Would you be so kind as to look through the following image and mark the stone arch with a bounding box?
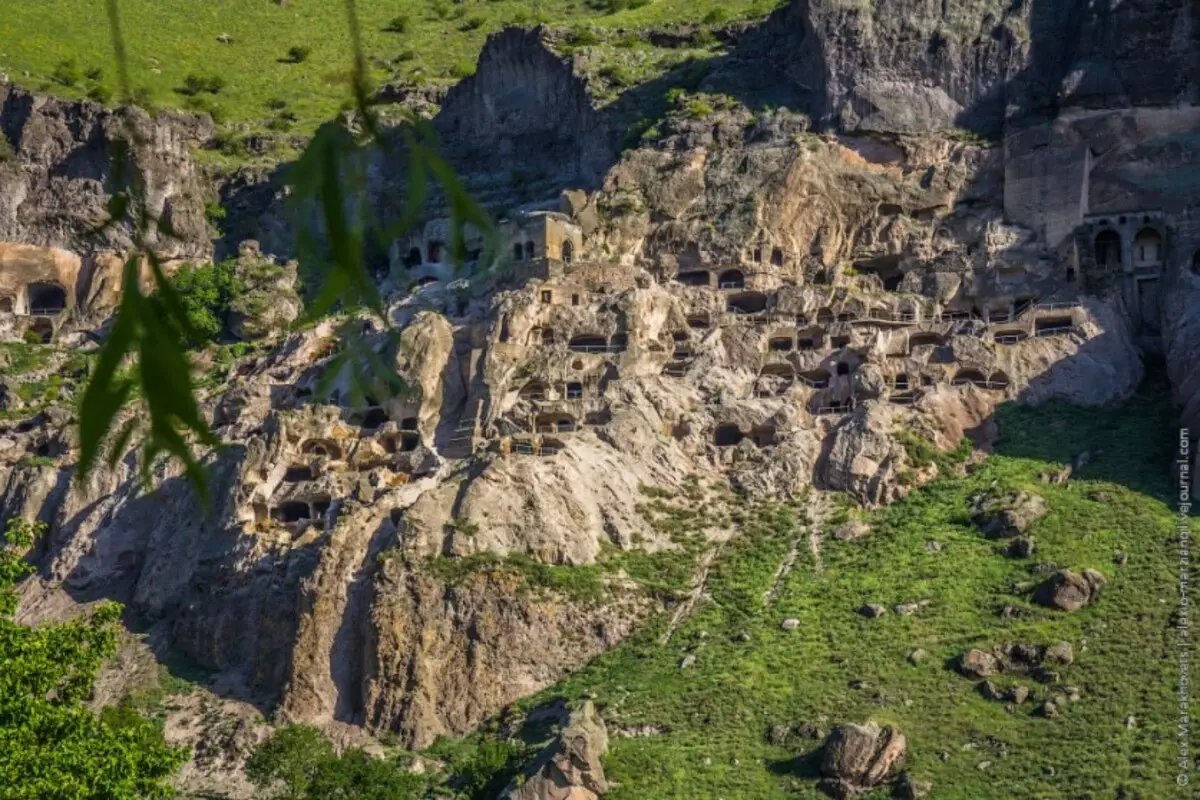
[404,247,422,268]
[987,371,1011,389]
[284,464,315,482]
[561,240,574,264]
[301,438,343,460]
[718,269,745,289]
[569,333,608,353]
[519,380,548,400]
[768,333,794,352]
[727,291,768,315]
[677,270,711,287]
[908,331,944,350]
[27,282,67,315]
[952,369,988,387]
[564,381,583,399]
[271,501,311,524]
[713,423,743,447]
[512,242,525,261]
[1094,230,1121,269]
[1133,227,1162,265]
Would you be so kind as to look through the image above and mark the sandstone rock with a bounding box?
[500,700,610,800]
[1009,686,1029,705]
[819,722,906,797]
[906,649,926,665]
[832,520,870,541]
[780,618,801,630]
[970,490,1047,540]
[958,649,1000,679]
[1034,569,1107,612]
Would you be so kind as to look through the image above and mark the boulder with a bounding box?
[819,722,907,797]
[1006,536,1035,559]
[858,604,888,619]
[832,520,871,541]
[958,649,1000,678]
[1033,569,1106,612]
[895,771,932,799]
[970,490,1047,539]
[499,700,610,800]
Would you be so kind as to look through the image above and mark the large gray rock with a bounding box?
[499,700,610,800]
[1034,569,1107,612]
[819,722,907,797]
[970,490,1047,540]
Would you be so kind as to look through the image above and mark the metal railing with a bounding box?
[1035,325,1075,338]
[663,365,688,378]
[719,282,744,289]
[1035,301,1081,311]
[29,306,65,316]
[567,344,615,354]
[797,376,830,389]
[993,334,1026,345]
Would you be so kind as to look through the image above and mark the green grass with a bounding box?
[0,0,776,139]
[433,376,1192,798]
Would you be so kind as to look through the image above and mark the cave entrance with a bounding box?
[713,424,743,447]
[27,283,66,316]
[677,270,711,287]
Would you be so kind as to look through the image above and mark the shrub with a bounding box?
[703,7,731,24]
[84,66,104,82]
[51,59,81,87]
[286,45,311,64]
[177,74,224,96]
[87,85,112,104]
[384,14,410,33]
[265,97,288,110]
[167,259,240,346]
[569,25,601,46]
[21,330,42,345]
[461,15,486,31]
[247,725,426,799]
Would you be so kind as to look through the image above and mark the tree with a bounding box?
[0,519,187,799]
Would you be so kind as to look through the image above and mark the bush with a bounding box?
[51,59,81,87]
[168,259,240,346]
[177,74,224,96]
[247,726,426,799]
[384,14,410,33]
[286,45,311,63]
[461,15,486,31]
[87,84,113,104]
[84,66,104,81]
[21,330,42,345]
[265,97,288,110]
[569,25,601,46]
[703,7,731,24]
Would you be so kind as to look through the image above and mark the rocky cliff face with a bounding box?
[2,2,1199,789]
[0,83,212,260]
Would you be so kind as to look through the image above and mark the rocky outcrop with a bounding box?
[970,489,1047,539]
[818,722,906,797]
[0,83,212,260]
[1033,568,1107,612]
[499,700,610,800]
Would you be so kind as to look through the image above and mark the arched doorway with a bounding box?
[561,240,574,264]
[404,248,422,269]
[1133,228,1162,266]
[27,283,67,316]
[717,269,745,289]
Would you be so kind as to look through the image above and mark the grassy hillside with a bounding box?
[427,376,1192,798]
[0,0,774,132]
